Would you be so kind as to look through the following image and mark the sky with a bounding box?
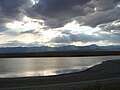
[0,0,120,47]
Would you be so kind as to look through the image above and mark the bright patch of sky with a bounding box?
[117,4,120,7]
[4,15,61,45]
[61,20,100,35]
[31,0,39,5]
[6,16,45,33]
[3,18,116,47]
[0,0,120,47]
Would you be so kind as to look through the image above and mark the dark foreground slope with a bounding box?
[0,59,120,90]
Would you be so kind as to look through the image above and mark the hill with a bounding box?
[0,44,120,53]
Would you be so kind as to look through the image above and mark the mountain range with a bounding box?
[0,44,120,53]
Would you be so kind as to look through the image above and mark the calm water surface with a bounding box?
[0,56,120,78]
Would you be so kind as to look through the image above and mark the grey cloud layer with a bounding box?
[79,7,120,27]
[0,0,120,46]
[51,33,100,43]
[0,0,31,21]
[0,0,32,33]
[0,40,42,47]
[51,32,120,44]
[29,0,93,27]
[28,0,120,28]
[93,0,119,11]
[0,40,27,47]
[0,0,120,28]
[31,0,91,17]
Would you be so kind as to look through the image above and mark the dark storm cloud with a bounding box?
[0,0,32,34]
[0,0,120,29]
[79,7,120,27]
[93,0,120,11]
[78,0,120,27]
[0,0,31,23]
[28,0,93,28]
[0,0,30,17]
[0,0,119,36]
[31,0,91,18]
[27,0,120,28]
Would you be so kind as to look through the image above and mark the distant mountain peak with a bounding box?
[89,44,98,47]
[0,45,120,53]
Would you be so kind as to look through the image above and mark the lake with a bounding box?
[0,56,120,78]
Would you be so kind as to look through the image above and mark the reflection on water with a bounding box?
[0,56,120,78]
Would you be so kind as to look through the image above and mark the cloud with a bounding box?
[0,0,31,19]
[100,33,120,43]
[98,20,120,34]
[0,40,43,47]
[0,0,32,34]
[0,25,7,32]
[51,33,100,43]
[93,0,120,11]
[0,0,120,28]
[51,29,120,44]
[20,30,38,34]
[0,40,27,47]
[30,0,91,18]
[79,7,120,27]
[27,0,120,28]
[0,0,120,47]
[27,0,93,28]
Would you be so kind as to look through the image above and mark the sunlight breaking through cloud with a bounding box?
[6,16,45,33]
[31,0,39,5]
[0,0,120,47]
[62,20,100,35]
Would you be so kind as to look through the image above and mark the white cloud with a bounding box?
[5,15,45,33]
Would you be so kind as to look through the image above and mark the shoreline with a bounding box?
[0,51,120,58]
[0,59,120,89]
